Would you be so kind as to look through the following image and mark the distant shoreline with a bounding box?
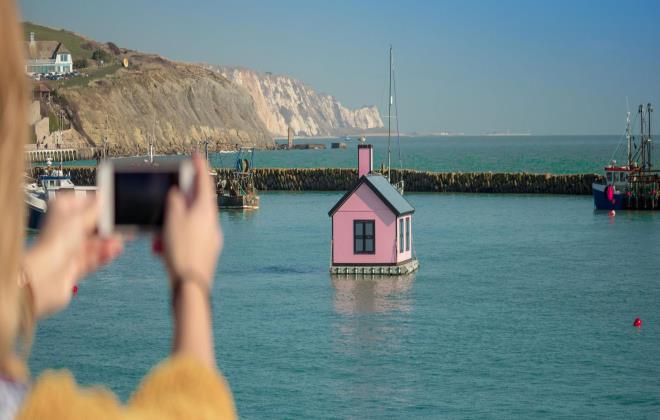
[274,133,630,140]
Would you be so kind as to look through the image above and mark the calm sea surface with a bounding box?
[30,192,660,418]
[63,135,657,174]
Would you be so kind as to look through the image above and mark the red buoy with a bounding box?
[605,185,614,201]
[633,317,642,328]
[609,210,616,217]
[152,238,163,254]
[72,285,78,296]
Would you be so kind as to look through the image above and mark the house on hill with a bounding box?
[25,32,73,74]
[328,144,419,275]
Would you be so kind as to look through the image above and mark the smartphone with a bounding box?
[97,160,194,235]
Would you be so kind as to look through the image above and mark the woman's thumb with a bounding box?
[166,187,185,221]
[80,195,100,232]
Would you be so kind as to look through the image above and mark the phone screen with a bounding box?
[114,171,178,227]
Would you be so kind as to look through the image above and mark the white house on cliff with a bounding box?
[25,32,73,75]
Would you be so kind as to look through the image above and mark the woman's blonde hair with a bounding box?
[0,0,31,380]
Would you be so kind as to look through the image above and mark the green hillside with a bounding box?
[23,21,94,61]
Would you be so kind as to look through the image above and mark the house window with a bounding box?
[405,217,410,251]
[60,54,68,62]
[354,220,375,254]
[399,218,404,253]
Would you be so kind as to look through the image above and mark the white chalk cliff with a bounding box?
[206,66,384,137]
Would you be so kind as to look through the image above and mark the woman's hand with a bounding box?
[161,154,222,368]
[163,154,222,288]
[23,194,123,319]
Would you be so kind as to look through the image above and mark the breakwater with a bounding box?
[32,166,602,195]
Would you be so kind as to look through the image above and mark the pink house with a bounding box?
[329,144,419,275]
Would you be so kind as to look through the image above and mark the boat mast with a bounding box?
[639,105,646,170]
[626,111,632,167]
[387,45,393,182]
[647,103,653,169]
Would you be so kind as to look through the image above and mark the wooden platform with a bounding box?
[330,259,419,275]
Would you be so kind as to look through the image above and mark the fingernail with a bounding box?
[152,239,163,254]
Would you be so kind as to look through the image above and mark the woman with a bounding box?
[0,0,236,418]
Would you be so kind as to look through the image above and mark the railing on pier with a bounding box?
[25,147,97,163]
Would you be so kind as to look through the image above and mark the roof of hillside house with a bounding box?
[328,173,414,217]
[25,41,70,60]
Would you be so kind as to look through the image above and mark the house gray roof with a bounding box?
[328,173,414,217]
[25,41,70,60]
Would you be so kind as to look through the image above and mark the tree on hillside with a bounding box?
[92,48,112,64]
[73,58,88,69]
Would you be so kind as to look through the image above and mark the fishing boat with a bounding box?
[25,161,96,230]
[216,147,260,209]
[592,103,659,210]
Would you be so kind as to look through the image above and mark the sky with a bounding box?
[18,0,660,135]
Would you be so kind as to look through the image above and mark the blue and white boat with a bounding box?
[25,163,95,230]
[592,164,628,210]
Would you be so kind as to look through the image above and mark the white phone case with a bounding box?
[97,160,195,236]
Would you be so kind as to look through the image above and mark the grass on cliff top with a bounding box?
[51,64,122,89]
[23,22,93,61]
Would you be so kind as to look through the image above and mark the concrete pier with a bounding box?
[25,147,96,163]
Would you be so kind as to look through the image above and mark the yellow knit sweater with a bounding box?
[17,356,237,419]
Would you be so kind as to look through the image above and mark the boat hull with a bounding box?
[592,183,624,210]
[26,202,45,230]
[218,194,260,210]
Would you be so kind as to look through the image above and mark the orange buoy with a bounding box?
[633,317,642,328]
[72,285,78,296]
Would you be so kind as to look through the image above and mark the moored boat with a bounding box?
[24,163,96,230]
[216,147,260,210]
[592,103,659,210]
[592,167,627,210]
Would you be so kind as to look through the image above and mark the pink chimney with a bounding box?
[358,144,373,177]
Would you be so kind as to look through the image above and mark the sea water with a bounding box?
[30,192,660,418]
[61,135,653,174]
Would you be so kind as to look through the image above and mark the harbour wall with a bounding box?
[32,167,602,195]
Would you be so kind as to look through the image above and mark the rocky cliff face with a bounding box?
[58,54,273,154]
[208,66,383,137]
